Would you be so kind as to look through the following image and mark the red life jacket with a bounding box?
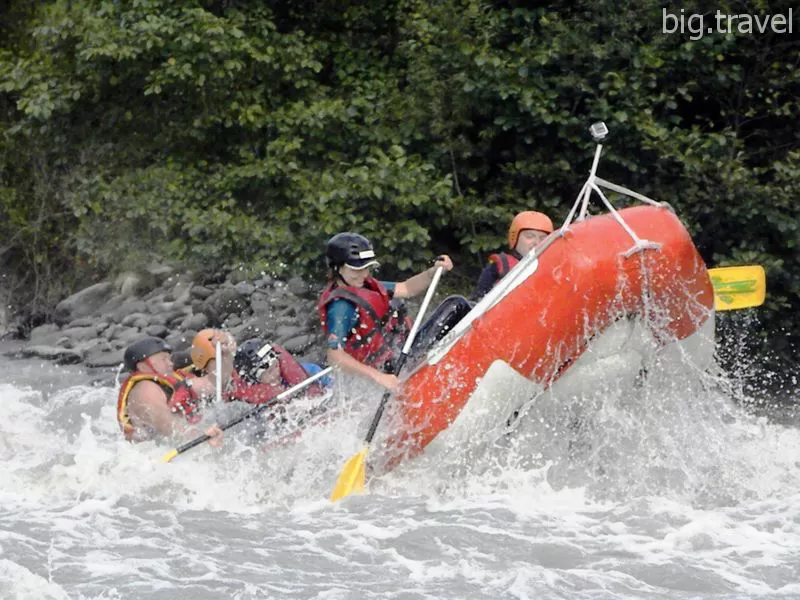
[116,370,200,442]
[229,344,324,405]
[317,277,409,369]
[488,252,520,281]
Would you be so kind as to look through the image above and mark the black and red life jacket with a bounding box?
[488,252,520,280]
[317,276,410,369]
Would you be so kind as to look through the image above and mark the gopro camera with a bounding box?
[589,121,608,141]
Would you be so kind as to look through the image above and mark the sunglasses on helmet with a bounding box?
[254,343,279,380]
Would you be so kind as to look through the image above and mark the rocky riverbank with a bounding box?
[4,265,326,376]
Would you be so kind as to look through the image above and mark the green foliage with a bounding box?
[0,0,797,362]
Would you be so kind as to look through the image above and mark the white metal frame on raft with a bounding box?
[426,124,670,367]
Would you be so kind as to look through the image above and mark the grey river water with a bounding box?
[1,342,799,600]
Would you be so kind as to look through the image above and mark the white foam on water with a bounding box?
[2,316,800,600]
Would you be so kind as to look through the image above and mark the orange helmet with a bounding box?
[507,211,554,249]
[191,328,234,370]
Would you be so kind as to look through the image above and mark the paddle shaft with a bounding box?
[364,355,407,444]
[169,365,334,457]
[363,266,444,445]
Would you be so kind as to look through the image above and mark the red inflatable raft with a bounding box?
[377,172,715,474]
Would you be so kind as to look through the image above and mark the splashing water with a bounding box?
[1,328,800,600]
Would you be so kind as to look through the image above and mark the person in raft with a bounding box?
[116,337,223,444]
[189,329,326,405]
[234,337,331,396]
[318,232,454,391]
[470,210,554,302]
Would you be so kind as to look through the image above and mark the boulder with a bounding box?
[206,287,248,318]
[226,268,249,284]
[144,324,168,338]
[53,281,113,325]
[224,314,242,328]
[110,299,148,323]
[275,324,305,341]
[234,281,255,297]
[165,280,193,305]
[59,326,99,343]
[281,334,317,354]
[84,348,125,368]
[65,316,96,329]
[29,323,62,345]
[75,337,111,355]
[114,270,157,299]
[229,317,273,342]
[55,336,73,348]
[145,263,177,286]
[190,285,214,300]
[21,345,83,364]
[145,313,167,326]
[121,312,148,327]
[94,294,126,319]
[181,313,209,331]
[163,307,191,327]
[284,305,301,319]
[165,330,196,352]
[287,276,310,298]
[249,291,272,316]
[254,274,273,288]
[112,327,144,346]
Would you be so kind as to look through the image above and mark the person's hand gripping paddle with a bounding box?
[330,266,445,501]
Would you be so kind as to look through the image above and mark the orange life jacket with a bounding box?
[116,370,199,442]
[317,277,409,369]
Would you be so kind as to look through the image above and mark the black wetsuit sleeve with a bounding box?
[471,263,499,302]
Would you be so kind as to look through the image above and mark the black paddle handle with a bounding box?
[174,432,214,454]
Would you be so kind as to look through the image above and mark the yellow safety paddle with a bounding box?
[160,364,334,463]
[330,266,445,502]
[708,265,766,311]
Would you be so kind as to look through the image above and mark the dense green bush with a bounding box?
[1,0,797,362]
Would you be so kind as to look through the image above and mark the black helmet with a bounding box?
[124,337,172,371]
[234,338,280,384]
[326,232,379,270]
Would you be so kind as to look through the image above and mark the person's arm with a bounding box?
[127,380,223,443]
[470,262,499,302]
[394,255,453,299]
[326,347,399,390]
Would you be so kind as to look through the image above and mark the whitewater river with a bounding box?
[2,343,799,600]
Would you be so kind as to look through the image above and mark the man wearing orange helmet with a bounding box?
[471,211,554,301]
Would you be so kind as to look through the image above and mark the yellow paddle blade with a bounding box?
[160,449,179,464]
[709,265,766,311]
[330,447,368,502]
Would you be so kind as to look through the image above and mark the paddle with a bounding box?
[708,265,766,311]
[160,365,334,463]
[330,266,445,502]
